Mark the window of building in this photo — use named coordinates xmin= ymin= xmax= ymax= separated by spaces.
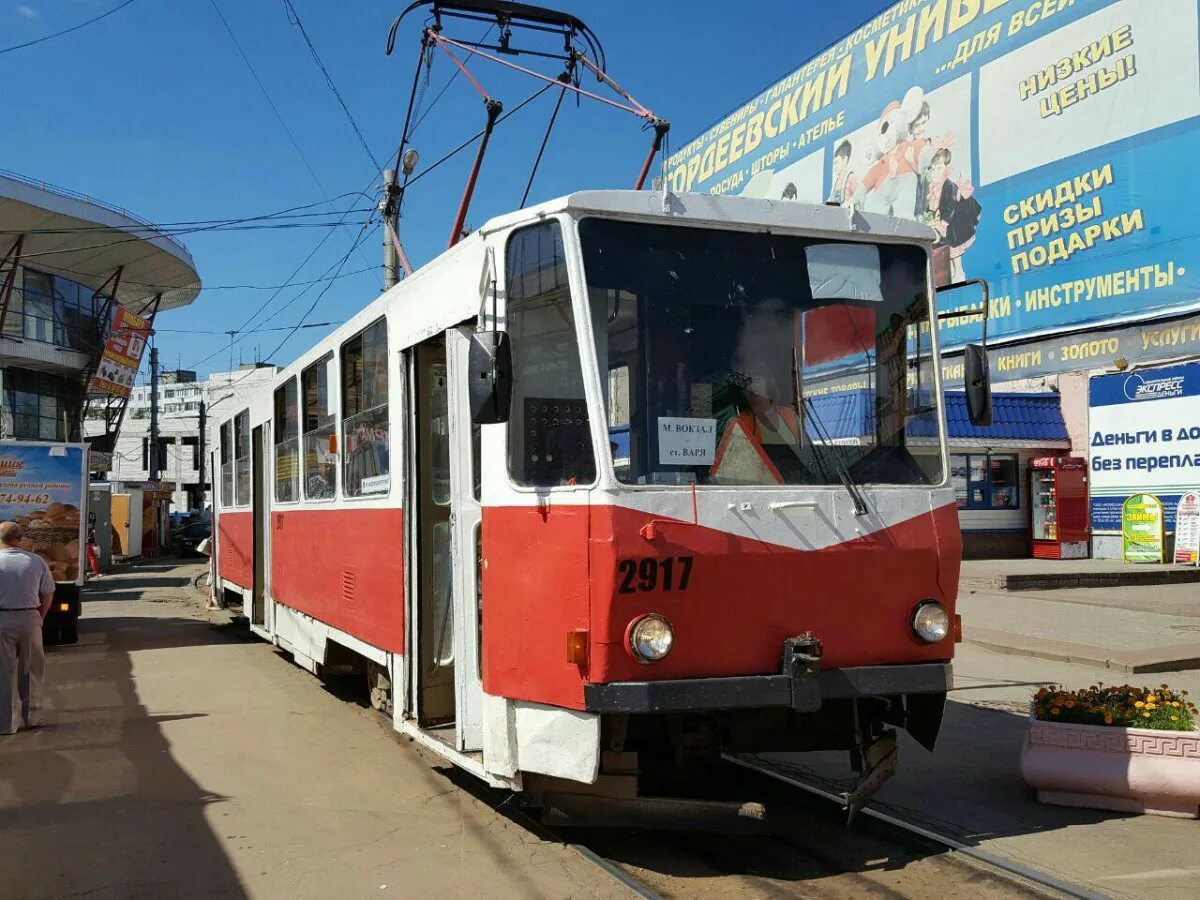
xmin=220 ymin=421 xmax=234 ymax=505
xmin=5 ymin=369 xmax=70 ymax=441
xmin=505 ymin=220 xmax=595 ymax=487
xmin=274 ymin=378 xmax=300 ymax=502
xmin=234 ymin=409 xmax=251 ymax=505
xmin=302 ymin=353 xmax=336 ymax=499
xmin=181 ymin=436 xmax=200 ymax=470
xmin=950 ymin=453 xmax=1020 ymax=510
xmin=16 ymin=268 xmax=100 ymax=351
xmin=341 ymin=319 xmax=389 ymax=497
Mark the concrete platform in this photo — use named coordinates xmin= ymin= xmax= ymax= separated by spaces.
xmin=961 ymin=557 xmax=1200 ymax=591
xmin=762 ymin=642 xmax=1200 ymax=900
xmin=959 ymin=583 xmax=1200 ymax=673
xmin=0 ymin=560 xmax=630 ymax=900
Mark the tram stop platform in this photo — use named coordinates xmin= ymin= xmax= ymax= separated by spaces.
xmin=961 ymin=556 xmax=1200 ymax=591
xmin=959 ymin=559 xmax=1200 ymax=674
xmin=0 ymin=559 xmax=630 ymax=900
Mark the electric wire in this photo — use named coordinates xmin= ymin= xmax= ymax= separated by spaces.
xmin=260 ymin=217 xmax=376 ymax=364
xmin=0 ymin=0 xmax=136 ymax=56
xmin=207 ymin=0 xmax=375 ymax=272
xmin=11 ymin=194 xmax=375 ymax=264
xmin=282 ymin=0 xmax=380 ymax=171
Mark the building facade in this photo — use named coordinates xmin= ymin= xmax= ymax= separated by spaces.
xmin=665 ymin=0 xmax=1200 ymax=558
xmin=0 ymin=169 xmax=200 ymax=452
xmin=97 ymin=365 xmax=277 ymax=512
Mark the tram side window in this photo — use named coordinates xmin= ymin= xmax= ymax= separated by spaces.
xmin=505 ymin=220 xmax=595 ymax=487
xmin=219 ymin=421 xmax=234 ymax=506
xmin=274 ymin=379 xmax=300 ymax=503
xmin=302 ymin=353 xmax=337 ymax=499
xmin=234 ymin=409 xmax=251 ymax=506
xmin=341 ymin=318 xmax=390 ymax=497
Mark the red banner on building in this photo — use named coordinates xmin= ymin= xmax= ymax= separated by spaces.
xmin=91 ymin=306 xmax=150 ymax=399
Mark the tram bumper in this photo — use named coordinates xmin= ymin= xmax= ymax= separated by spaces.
xmin=583 ymin=635 xmax=951 ymax=723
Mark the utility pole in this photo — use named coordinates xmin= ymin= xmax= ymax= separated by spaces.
xmin=382 ymin=168 xmax=400 ymax=290
xmin=148 ymin=344 xmax=160 ymax=483
xmin=197 ymin=398 xmax=207 ymax=510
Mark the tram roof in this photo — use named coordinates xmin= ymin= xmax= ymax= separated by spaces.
xmin=0 ymin=170 xmax=201 ymax=313
xmin=478 ymin=190 xmax=938 ymax=245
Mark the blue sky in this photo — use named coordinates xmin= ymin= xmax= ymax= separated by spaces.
xmin=3 ymin=0 xmax=890 ymax=377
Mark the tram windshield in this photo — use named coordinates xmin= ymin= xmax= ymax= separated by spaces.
xmin=579 ymin=218 xmax=943 ymax=488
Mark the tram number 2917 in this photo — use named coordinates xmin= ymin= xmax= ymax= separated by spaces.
xmin=617 ymin=556 xmax=694 ymax=593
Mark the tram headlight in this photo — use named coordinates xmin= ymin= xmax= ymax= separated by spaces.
xmin=912 ymin=601 xmax=951 ymax=643
xmin=628 ymin=614 xmax=674 ymax=663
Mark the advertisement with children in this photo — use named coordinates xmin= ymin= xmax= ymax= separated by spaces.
xmin=664 ymin=0 xmax=1200 ymax=352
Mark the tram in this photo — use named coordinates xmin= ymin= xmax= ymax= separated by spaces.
xmin=209 ymin=189 xmax=988 ymax=820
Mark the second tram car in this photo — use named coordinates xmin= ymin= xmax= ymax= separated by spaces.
xmin=211 ymin=190 xmax=972 ymax=816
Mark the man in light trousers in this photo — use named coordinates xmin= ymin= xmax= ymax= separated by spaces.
xmin=0 ymin=522 xmax=56 ymax=735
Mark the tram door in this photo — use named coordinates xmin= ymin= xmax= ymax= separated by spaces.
xmin=412 ymin=339 xmax=456 ymax=726
xmin=251 ymin=424 xmax=267 ymax=631
xmin=447 ymin=327 xmax=484 ymax=751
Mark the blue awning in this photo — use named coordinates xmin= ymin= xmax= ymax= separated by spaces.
xmin=805 ymin=390 xmax=1068 ymax=444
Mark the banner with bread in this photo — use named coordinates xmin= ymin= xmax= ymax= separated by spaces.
xmin=0 ymin=443 xmax=87 ymax=584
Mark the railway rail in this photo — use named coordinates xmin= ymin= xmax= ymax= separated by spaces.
xmin=372 ymin=699 xmax=1102 ymax=900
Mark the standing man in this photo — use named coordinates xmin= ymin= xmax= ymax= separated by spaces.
xmin=0 ymin=522 xmax=56 ymax=735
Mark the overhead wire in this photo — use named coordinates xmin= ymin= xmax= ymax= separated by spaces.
xmin=260 ymin=217 xmax=377 ymax=364
xmin=0 ymin=0 xmax=136 ymax=56
xmin=282 ymin=0 xmax=380 ymax=171
xmin=11 ymin=193 xmax=374 ymax=264
xmin=207 ymin=0 xmax=375 ymax=272
xmin=183 ymin=169 xmax=381 ymax=372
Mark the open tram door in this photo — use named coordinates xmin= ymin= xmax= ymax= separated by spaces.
xmin=406 ymin=331 xmax=485 ymax=752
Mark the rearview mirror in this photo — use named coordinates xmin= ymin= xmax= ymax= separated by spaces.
xmin=964 ymin=343 xmax=992 ymax=427
xmin=468 ymin=331 xmax=512 ymax=424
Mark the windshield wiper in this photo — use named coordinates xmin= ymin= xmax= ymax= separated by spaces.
xmin=791 ymin=347 xmax=868 ymax=516
xmin=800 ymin=393 xmax=870 ymax=518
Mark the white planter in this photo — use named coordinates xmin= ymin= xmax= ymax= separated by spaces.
xmin=1021 ymin=717 xmax=1200 ymax=818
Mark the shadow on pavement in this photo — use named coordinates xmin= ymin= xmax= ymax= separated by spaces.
xmin=0 ymin=576 xmax=247 ymax=898
xmin=761 ymin=699 xmax=1119 ymax=845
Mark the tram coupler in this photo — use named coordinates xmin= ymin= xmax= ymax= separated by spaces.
xmin=782 ymin=633 xmax=823 ymax=712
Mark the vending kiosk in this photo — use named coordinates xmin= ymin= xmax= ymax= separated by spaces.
xmin=1029 ymin=456 xmax=1090 ymax=559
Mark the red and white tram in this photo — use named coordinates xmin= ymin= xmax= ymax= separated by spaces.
xmin=210 ymin=190 xmax=980 ymax=814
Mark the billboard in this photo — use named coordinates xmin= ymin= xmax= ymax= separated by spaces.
xmin=0 ymin=442 xmax=88 ymax=584
xmin=92 ymin=305 xmax=151 ymax=399
xmin=1088 ymin=361 xmax=1200 ymax=532
xmin=665 ymin=0 xmax=1200 ymax=353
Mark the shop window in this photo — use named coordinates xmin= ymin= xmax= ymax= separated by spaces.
xmin=302 ymin=353 xmax=336 ymax=500
xmin=274 ymin=379 xmax=300 ymax=503
xmin=234 ymin=409 xmax=251 ymax=506
xmin=505 ymin=220 xmax=595 ymax=487
xmin=341 ymin=318 xmax=390 ymax=497
xmin=949 ymin=453 xmax=1020 ymax=510
xmin=220 ymin=420 xmax=234 ymax=505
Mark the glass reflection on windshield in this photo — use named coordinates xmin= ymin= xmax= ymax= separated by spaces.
xmin=581 ymin=218 xmax=942 ymax=488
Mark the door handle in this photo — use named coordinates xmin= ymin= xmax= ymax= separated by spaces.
xmin=769 ymin=501 xmax=821 ymax=512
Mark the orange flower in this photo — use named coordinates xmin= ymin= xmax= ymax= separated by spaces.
xmin=1051 ymin=707 xmax=1061 ymax=716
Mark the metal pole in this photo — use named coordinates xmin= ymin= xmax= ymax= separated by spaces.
xmin=197 ymin=399 xmax=207 ymax=510
xmin=448 ymin=98 xmax=502 ymax=249
xmin=149 ymin=344 xmax=160 ymax=483
xmin=382 ymin=169 xmax=400 ymax=290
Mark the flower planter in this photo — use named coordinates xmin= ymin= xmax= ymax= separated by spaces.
xmin=1021 ymin=717 xmax=1200 ymax=818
